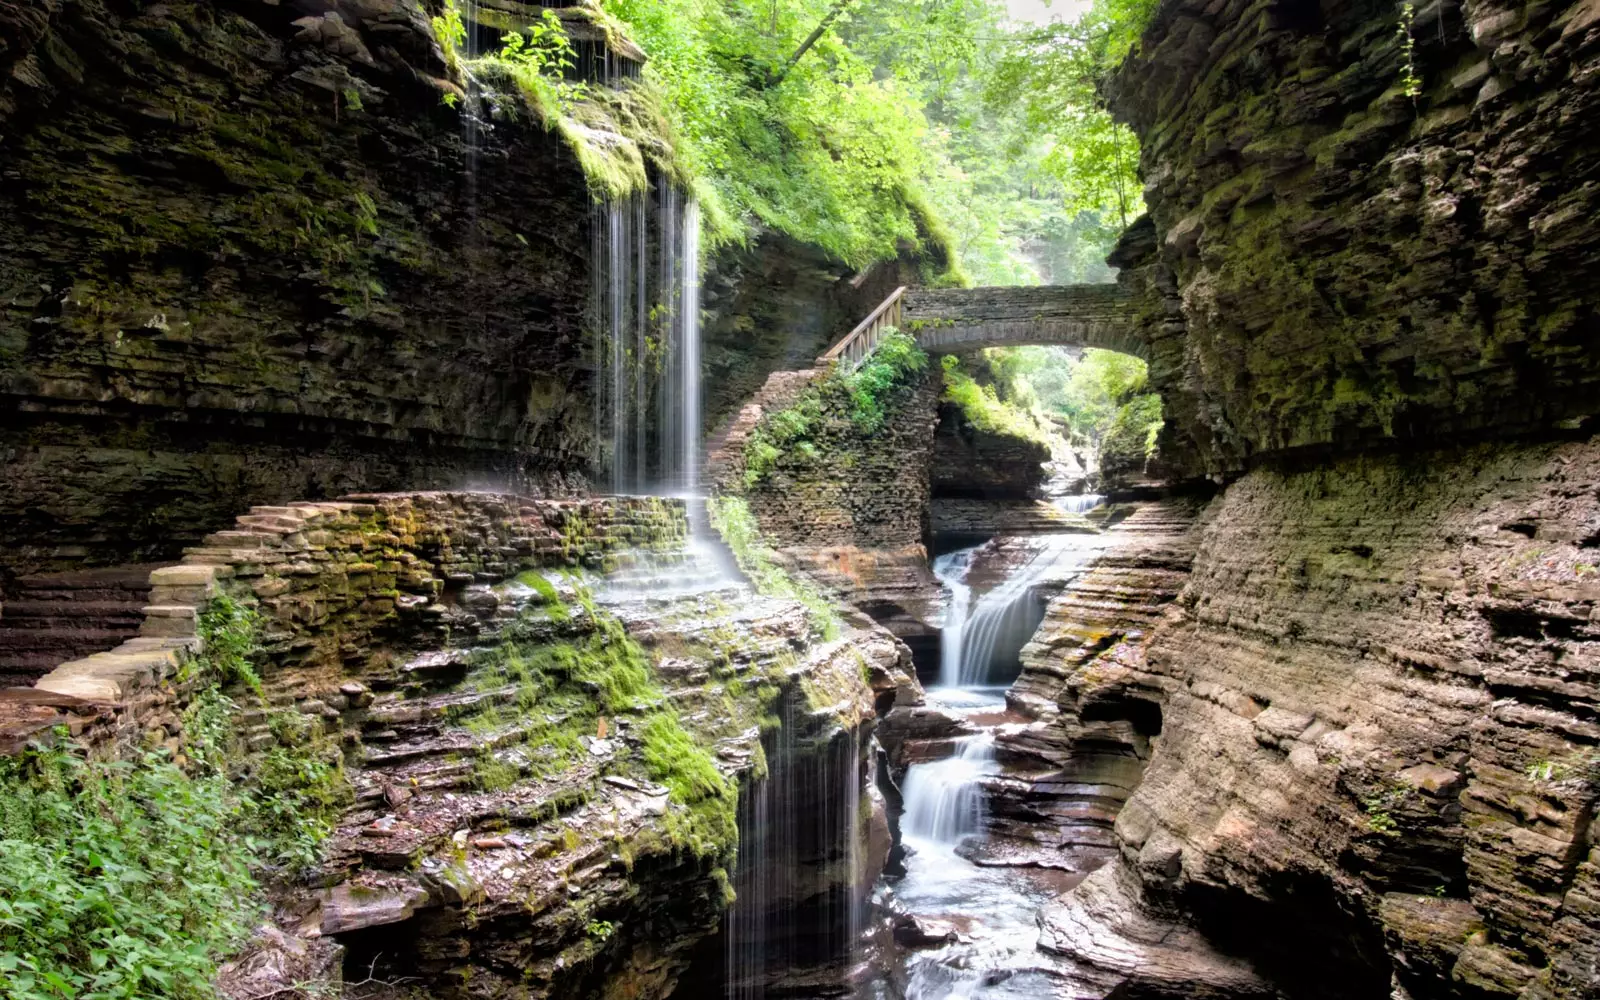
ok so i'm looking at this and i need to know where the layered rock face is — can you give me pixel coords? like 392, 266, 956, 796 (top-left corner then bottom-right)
0, 490, 918, 1000
1043, 443, 1600, 999
1, 1, 602, 578
930, 401, 1051, 502
1018, 3, 1600, 997
1108, 0, 1600, 478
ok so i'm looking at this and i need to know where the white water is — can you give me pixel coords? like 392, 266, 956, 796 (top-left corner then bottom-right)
935, 536, 1104, 687
591, 189, 703, 494
901, 731, 997, 844
1055, 492, 1105, 515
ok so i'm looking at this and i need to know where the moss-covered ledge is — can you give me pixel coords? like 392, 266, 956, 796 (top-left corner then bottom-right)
0, 492, 687, 753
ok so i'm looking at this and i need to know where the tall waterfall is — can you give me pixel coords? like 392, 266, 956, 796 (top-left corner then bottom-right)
590, 189, 703, 494
723, 700, 866, 999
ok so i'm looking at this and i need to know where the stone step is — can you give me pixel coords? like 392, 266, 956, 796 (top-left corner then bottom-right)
0, 626, 132, 650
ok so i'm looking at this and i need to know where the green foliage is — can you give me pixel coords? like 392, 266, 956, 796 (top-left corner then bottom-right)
586, 919, 618, 940
0, 741, 258, 1000
242, 724, 350, 873
432, 0, 468, 75
986, 0, 1158, 231
985, 346, 1161, 458
846, 330, 929, 433
940, 354, 1056, 449
742, 332, 926, 488
1099, 391, 1163, 474
600, 0, 968, 267
707, 496, 842, 641
196, 595, 263, 695
1396, 2, 1422, 101
640, 713, 738, 859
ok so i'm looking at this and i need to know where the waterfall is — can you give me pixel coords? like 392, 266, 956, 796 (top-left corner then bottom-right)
1056, 493, 1105, 514
900, 733, 997, 845
722, 701, 866, 999
933, 548, 976, 689
591, 189, 703, 494
934, 537, 1103, 688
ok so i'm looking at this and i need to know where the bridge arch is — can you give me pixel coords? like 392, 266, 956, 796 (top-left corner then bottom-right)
903, 284, 1144, 359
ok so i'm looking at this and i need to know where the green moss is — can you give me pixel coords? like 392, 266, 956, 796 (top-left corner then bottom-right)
740, 331, 927, 489
707, 496, 841, 641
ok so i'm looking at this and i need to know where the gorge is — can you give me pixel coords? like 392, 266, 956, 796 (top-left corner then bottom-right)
1, 1, 1598, 1000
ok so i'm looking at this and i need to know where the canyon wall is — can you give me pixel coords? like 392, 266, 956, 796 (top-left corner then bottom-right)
1108, 0, 1600, 480
0, 0, 600, 579
1027, 2, 1600, 997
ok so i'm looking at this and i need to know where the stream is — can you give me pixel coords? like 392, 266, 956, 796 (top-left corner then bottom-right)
868, 529, 1107, 999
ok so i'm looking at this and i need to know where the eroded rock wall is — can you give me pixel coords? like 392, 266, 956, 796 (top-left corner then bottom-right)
1, 0, 601, 579
1109, 0, 1600, 478
1040, 442, 1599, 999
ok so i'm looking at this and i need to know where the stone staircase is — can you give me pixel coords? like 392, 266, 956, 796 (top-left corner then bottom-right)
0, 564, 162, 687
702, 366, 826, 490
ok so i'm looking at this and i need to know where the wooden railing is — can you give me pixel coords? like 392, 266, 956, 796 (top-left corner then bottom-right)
817, 286, 907, 370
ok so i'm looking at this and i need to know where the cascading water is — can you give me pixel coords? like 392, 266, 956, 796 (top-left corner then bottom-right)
590, 188, 703, 495
1055, 492, 1105, 514
723, 701, 867, 999
899, 733, 996, 845
937, 537, 1102, 688
871, 534, 1110, 998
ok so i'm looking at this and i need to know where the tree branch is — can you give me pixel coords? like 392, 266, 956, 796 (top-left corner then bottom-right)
768, 0, 857, 87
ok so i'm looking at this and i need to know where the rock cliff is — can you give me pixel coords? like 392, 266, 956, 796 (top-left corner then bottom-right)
1014, 2, 1600, 997
1109, 0, 1600, 479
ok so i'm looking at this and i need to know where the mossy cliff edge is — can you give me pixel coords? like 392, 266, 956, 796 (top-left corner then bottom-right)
0, 491, 918, 1000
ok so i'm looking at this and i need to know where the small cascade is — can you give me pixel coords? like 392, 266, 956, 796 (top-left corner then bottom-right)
1055, 492, 1105, 514
937, 538, 1102, 687
900, 733, 997, 845
723, 702, 867, 999
932, 548, 977, 689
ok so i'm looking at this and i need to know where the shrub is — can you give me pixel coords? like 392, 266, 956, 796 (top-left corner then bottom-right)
740, 331, 926, 488
0, 743, 258, 1000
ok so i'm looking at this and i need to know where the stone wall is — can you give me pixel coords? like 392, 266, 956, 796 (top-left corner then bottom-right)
0, 1, 605, 580
1108, 0, 1600, 478
736, 372, 940, 552
0, 492, 686, 752
1037, 440, 1600, 999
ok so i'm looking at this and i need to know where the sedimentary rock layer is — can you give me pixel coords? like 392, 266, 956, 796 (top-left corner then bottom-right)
1040, 441, 1600, 999
1108, 0, 1600, 477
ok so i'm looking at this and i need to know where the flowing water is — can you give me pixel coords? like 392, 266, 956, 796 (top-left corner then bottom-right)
875, 530, 1109, 998
590, 189, 704, 495
936, 535, 1105, 688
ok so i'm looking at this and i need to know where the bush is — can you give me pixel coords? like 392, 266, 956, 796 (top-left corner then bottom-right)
940, 354, 1055, 448
846, 330, 928, 433
0, 743, 258, 1000
741, 331, 927, 488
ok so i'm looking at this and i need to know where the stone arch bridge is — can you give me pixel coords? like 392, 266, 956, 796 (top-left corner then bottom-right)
903, 284, 1142, 358
822, 283, 1142, 368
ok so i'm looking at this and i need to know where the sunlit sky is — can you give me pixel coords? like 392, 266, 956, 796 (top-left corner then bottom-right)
1004, 0, 1093, 25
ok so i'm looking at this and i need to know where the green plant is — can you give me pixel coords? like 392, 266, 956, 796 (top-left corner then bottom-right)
1396, 2, 1422, 101
432, 0, 468, 75
0, 740, 259, 1000
707, 496, 841, 640
844, 329, 928, 433
1363, 785, 1410, 836
196, 594, 263, 694
586, 919, 617, 940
